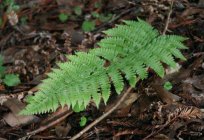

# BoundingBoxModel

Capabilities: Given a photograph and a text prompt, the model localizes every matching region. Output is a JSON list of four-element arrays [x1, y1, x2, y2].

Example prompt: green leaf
[[3, 74, 21, 86], [163, 81, 173, 90], [82, 20, 95, 32], [0, 55, 5, 78], [3, 0, 14, 6], [74, 6, 82, 16], [0, 55, 4, 66], [58, 13, 69, 23], [91, 12, 100, 18], [0, 18, 3, 26], [0, 66, 6, 78], [79, 116, 87, 127], [12, 5, 19, 11]]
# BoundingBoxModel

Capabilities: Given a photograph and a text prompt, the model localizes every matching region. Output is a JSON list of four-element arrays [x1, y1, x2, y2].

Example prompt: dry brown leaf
[[55, 123, 71, 137], [178, 106, 202, 119], [105, 92, 139, 116], [3, 98, 39, 127], [181, 7, 204, 18], [151, 83, 179, 104]]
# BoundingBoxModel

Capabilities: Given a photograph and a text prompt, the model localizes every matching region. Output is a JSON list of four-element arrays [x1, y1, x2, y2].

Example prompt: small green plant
[[91, 12, 100, 18], [82, 20, 95, 32], [0, 55, 5, 77], [0, 18, 3, 26], [58, 13, 69, 23], [21, 19, 187, 115], [79, 116, 87, 127], [163, 81, 173, 90], [3, 74, 20, 87], [74, 6, 82, 16], [0, 55, 21, 87]]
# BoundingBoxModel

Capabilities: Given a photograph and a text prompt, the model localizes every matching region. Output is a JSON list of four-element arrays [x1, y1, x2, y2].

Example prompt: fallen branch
[[162, 0, 174, 35], [20, 108, 73, 139]]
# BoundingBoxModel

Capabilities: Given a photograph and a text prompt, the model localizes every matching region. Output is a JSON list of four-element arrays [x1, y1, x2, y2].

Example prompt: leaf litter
[[0, 0, 204, 139]]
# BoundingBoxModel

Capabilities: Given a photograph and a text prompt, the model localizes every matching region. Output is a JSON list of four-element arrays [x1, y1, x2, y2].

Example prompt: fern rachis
[[20, 19, 187, 115]]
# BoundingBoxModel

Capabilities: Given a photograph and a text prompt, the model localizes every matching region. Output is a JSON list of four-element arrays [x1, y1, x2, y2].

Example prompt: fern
[[20, 19, 187, 115]]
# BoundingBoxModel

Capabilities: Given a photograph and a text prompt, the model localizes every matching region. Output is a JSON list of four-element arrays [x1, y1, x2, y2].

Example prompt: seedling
[[82, 20, 95, 32], [163, 81, 173, 91], [0, 18, 3, 26], [0, 55, 21, 87], [79, 116, 87, 127], [3, 74, 20, 87], [91, 12, 100, 18], [58, 13, 69, 23], [74, 6, 82, 16]]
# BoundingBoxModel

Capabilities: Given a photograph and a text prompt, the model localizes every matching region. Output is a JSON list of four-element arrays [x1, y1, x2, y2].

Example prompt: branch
[[20, 107, 73, 139], [162, 0, 174, 35]]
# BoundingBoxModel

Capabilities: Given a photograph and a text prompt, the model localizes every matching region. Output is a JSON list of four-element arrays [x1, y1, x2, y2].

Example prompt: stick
[[21, 109, 73, 139], [70, 87, 133, 140], [28, 111, 72, 136], [162, 0, 174, 35]]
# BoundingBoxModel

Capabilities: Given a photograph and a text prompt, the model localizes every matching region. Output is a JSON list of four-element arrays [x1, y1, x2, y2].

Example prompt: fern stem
[[70, 86, 133, 140]]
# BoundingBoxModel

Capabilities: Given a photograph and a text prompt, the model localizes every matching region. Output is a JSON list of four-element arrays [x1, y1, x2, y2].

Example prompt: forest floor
[[0, 0, 204, 139]]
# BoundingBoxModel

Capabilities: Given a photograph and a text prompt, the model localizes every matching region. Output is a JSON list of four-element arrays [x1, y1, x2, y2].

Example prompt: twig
[[142, 117, 177, 140], [21, 109, 73, 139], [70, 87, 133, 140], [162, 0, 174, 35], [28, 111, 72, 135]]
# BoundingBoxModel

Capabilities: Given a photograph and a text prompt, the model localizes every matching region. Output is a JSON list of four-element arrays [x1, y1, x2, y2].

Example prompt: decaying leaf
[[177, 106, 203, 119], [55, 123, 71, 137], [3, 99, 39, 127]]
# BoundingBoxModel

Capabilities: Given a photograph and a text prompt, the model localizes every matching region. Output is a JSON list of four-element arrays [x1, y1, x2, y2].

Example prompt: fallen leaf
[[182, 74, 204, 107], [152, 83, 180, 104], [55, 123, 71, 137], [3, 98, 39, 127], [105, 92, 139, 116], [181, 7, 204, 17], [0, 85, 5, 91]]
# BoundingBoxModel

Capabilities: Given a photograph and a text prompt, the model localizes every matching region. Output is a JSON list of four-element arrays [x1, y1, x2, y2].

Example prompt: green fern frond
[[20, 19, 187, 115]]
